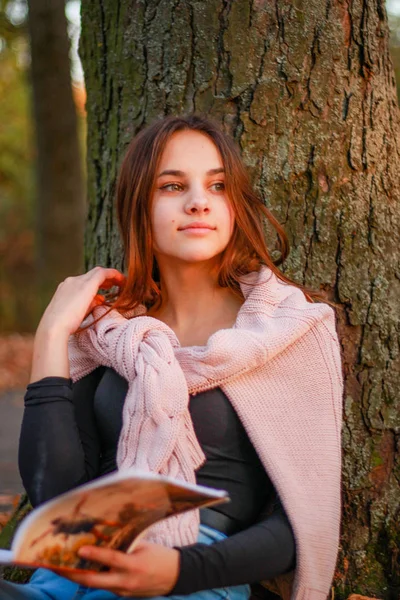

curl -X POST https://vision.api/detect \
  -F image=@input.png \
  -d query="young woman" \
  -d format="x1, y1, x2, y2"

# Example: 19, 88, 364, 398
0, 114, 343, 600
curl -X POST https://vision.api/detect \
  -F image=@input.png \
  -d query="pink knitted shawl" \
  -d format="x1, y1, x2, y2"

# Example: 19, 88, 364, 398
67, 266, 343, 600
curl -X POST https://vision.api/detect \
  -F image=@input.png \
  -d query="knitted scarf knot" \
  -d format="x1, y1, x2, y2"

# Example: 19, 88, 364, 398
68, 310, 207, 546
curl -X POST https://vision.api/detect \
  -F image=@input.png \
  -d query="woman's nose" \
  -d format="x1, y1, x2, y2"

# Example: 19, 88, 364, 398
184, 190, 210, 214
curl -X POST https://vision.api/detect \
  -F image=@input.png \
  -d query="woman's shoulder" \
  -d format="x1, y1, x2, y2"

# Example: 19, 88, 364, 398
239, 266, 339, 347
242, 266, 335, 317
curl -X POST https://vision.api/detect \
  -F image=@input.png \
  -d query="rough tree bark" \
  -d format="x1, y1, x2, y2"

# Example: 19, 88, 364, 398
79, 1, 400, 598
28, 0, 85, 312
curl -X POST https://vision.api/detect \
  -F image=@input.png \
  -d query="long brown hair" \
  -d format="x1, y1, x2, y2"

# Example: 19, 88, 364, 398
77, 113, 324, 333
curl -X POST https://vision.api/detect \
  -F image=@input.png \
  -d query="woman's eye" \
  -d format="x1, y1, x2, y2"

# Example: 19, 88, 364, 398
159, 182, 225, 192
160, 183, 183, 192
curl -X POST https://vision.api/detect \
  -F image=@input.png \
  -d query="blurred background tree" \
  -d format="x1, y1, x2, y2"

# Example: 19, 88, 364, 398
28, 0, 85, 311
0, 0, 85, 333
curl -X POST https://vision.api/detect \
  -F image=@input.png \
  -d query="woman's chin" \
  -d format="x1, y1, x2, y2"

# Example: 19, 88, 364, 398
172, 252, 222, 265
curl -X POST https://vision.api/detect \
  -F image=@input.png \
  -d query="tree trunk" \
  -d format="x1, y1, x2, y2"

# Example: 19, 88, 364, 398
80, 1, 400, 598
28, 0, 85, 313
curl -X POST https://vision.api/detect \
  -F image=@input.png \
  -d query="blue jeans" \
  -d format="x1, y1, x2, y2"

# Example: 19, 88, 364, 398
0, 524, 251, 600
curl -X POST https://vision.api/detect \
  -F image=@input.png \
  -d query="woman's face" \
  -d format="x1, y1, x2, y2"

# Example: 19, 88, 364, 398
151, 130, 234, 266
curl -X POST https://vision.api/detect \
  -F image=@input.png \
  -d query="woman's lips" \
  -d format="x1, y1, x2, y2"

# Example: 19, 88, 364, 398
180, 227, 215, 234
178, 222, 216, 234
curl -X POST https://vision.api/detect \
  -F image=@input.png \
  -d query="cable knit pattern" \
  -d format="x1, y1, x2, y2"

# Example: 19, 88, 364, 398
67, 266, 343, 600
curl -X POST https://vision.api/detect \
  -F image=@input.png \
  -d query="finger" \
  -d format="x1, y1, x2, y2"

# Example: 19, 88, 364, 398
89, 267, 126, 284
78, 545, 131, 570
85, 294, 105, 309
87, 268, 127, 295
83, 295, 106, 319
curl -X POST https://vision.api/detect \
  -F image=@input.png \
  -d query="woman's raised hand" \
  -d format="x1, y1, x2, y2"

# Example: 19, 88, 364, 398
37, 266, 126, 337
29, 267, 126, 383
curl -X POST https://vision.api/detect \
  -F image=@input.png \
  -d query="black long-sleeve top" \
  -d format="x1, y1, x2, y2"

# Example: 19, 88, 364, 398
18, 367, 296, 594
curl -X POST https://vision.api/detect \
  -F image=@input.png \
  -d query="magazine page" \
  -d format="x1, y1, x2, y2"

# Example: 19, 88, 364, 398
0, 549, 13, 564
10, 469, 228, 573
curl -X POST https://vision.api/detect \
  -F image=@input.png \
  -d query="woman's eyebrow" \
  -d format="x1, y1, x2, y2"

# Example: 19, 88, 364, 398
157, 168, 225, 178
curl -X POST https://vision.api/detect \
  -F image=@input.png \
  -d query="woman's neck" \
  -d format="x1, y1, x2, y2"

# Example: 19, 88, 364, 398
147, 261, 244, 345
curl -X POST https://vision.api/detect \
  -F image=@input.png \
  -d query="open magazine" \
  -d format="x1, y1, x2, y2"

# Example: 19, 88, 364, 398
0, 468, 228, 574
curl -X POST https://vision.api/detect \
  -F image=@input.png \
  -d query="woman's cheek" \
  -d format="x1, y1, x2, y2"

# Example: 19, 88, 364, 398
152, 204, 173, 248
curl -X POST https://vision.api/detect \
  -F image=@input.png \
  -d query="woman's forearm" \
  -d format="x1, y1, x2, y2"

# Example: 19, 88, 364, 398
19, 380, 86, 506
29, 325, 70, 383
171, 509, 296, 594
19, 371, 104, 506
